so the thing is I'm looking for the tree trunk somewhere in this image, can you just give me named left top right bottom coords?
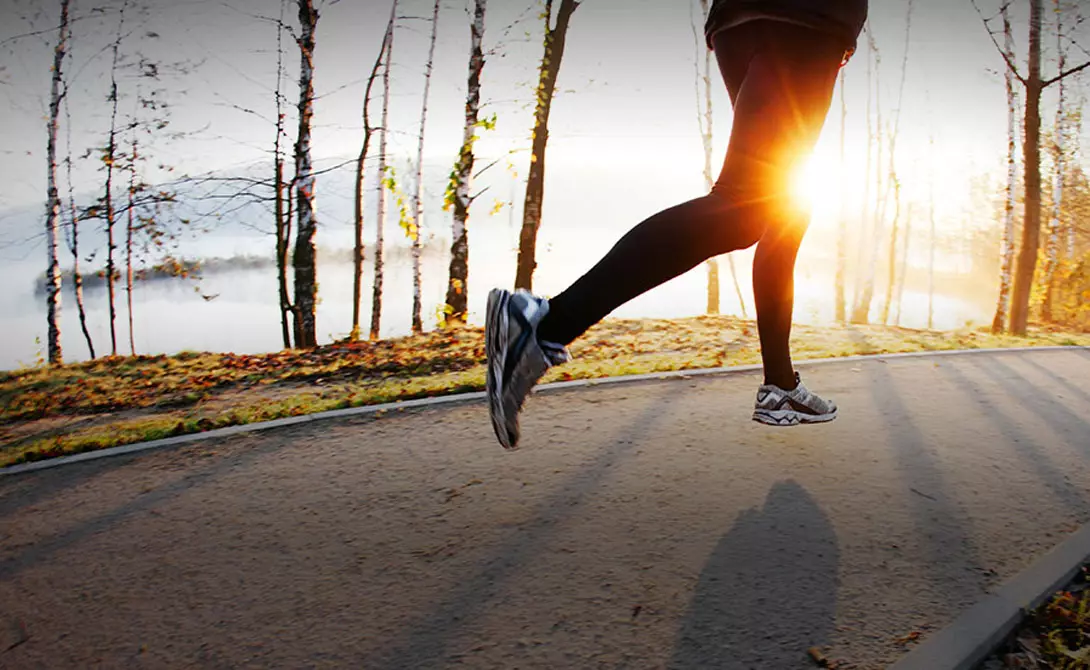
left=126, top=134, right=137, bottom=355
left=852, top=33, right=873, bottom=315
left=992, top=4, right=1019, bottom=334
left=835, top=68, right=848, bottom=323
left=408, top=0, right=441, bottom=334
left=62, top=72, right=94, bottom=358
left=864, top=1, right=913, bottom=326
left=852, top=32, right=882, bottom=324
left=274, top=0, right=292, bottom=349
left=927, top=135, right=936, bottom=330
left=895, top=202, right=912, bottom=325
left=446, top=0, right=487, bottom=325
left=694, top=0, right=720, bottom=316
left=44, top=0, right=71, bottom=365
left=292, top=0, right=319, bottom=348
left=104, top=5, right=126, bottom=357
left=514, top=0, right=580, bottom=291
left=1041, top=0, right=1065, bottom=323
left=1009, top=0, right=1043, bottom=336
left=353, top=2, right=393, bottom=339
left=881, top=176, right=900, bottom=325
left=371, top=3, right=397, bottom=341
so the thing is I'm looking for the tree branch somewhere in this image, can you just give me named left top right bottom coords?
left=971, top=0, right=1026, bottom=84
left=1044, top=58, right=1090, bottom=87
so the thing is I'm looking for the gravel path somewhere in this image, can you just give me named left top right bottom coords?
left=3, top=348, right=1090, bottom=669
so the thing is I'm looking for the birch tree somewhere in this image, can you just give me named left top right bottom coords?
left=514, top=0, right=580, bottom=291
left=878, top=0, right=914, bottom=326
left=835, top=68, right=848, bottom=324
left=851, top=32, right=882, bottom=324
left=927, top=131, right=937, bottom=330
left=43, top=0, right=71, bottom=365
left=371, top=2, right=396, bottom=341
left=102, top=1, right=128, bottom=356
left=1041, top=0, right=1067, bottom=322
left=408, top=0, right=442, bottom=334
left=352, top=1, right=394, bottom=340
left=975, top=0, right=1090, bottom=335
left=991, top=2, right=1019, bottom=333
left=274, top=0, right=293, bottom=348
left=445, top=0, right=487, bottom=326
left=691, top=0, right=746, bottom=318
left=292, top=0, right=319, bottom=348
left=64, top=80, right=95, bottom=358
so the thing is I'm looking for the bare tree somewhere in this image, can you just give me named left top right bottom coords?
left=274, top=0, right=293, bottom=349
left=878, top=0, right=914, bottom=326
left=125, top=126, right=137, bottom=354
left=43, top=0, right=71, bottom=365
left=835, top=67, right=848, bottom=323
left=851, top=31, right=882, bottom=324
left=1042, top=0, right=1067, bottom=322
left=64, top=75, right=95, bottom=358
left=102, top=1, right=129, bottom=356
left=927, top=130, right=937, bottom=330
left=691, top=0, right=746, bottom=318
left=514, top=0, right=580, bottom=291
left=352, top=1, right=394, bottom=340
left=445, top=0, right=488, bottom=326
left=991, top=2, right=1019, bottom=334
left=371, top=2, right=397, bottom=341
left=894, top=200, right=913, bottom=326
left=408, top=0, right=442, bottom=333
left=975, top=0, right=1090, bottom=335
left=292, top=0, right=319, bottom=348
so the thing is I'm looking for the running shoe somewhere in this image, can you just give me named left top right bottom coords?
left=752, top=371, right=838, bottom=426
left=485, top=288, right=571, bottom=449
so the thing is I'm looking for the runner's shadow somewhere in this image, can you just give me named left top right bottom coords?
left=670, top=479, right=838, bottom=669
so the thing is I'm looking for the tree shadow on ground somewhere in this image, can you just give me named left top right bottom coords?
left=670, top=479, right=839, bottom=670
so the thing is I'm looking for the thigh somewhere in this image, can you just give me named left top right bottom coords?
left=712, top=21, right=844, bottom=197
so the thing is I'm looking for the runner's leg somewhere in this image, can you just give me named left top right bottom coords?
left=537, top=22, right=844, bottom=366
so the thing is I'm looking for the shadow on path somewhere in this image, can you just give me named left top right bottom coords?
left=974, top=357, right=1090, bottom=458
left=371, top=383, right=682, bottom=669
left=865, top=360, right=986, bottom=601
left=0, top=433, right=294, bottom=582
left=935, top=360, right=1088, bottom=510
left=669, top=480, right=838, bottom=670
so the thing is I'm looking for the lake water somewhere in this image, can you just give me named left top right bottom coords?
left=2, top=222, right=990, bottom=371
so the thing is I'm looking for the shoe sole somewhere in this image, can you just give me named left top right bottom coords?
left=752, top=408, right=838, bottom=427
left=485, top=289, right=517, bottom=449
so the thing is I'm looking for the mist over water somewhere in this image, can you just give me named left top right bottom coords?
left=1, top=225, right=989, bottom=371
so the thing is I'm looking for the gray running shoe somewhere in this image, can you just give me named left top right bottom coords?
left=485, top=288, right=571, bottom=449
left=752, top=372, right=837, bottom=426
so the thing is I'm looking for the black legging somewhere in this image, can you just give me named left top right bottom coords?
left=536, top=20, right=847, bottom=390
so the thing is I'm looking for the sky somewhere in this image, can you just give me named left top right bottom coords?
left=3, top=0, right=1082, bottom=208
left=3, top=0, right=1090, bottom=365
left=1, top=0, right=1088, bottom=291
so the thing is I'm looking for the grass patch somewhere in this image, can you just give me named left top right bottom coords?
left=3, top=316, right=1088, bottom=467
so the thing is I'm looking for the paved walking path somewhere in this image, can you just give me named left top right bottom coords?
left=3, top=348, right=1090, bottom=669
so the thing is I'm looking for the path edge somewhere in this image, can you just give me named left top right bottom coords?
left=889, top=522, right=1090, bottom=670
left=3, top=345, right=1086, bottom=477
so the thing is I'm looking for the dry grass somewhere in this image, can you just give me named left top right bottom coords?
left=2, top=315, right=1087, bottom=467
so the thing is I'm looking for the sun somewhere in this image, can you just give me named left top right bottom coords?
left=790, top=150, right=843, bottom=213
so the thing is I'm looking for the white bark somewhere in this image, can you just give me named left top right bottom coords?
left=835, top=68, right=848, bottom=323
left=44, top=0, right=71, bottom=365
left=371, top=1, right=397, bottom=341
left=446, top=0, right=486, bottom=325
left=1042, top=0, right=1065, bottom=321
left=409, top=0, right=441, bottom=334
left=292, top=0, right=319, bottom=348
left=992, top=4, right=1019, bottom=333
